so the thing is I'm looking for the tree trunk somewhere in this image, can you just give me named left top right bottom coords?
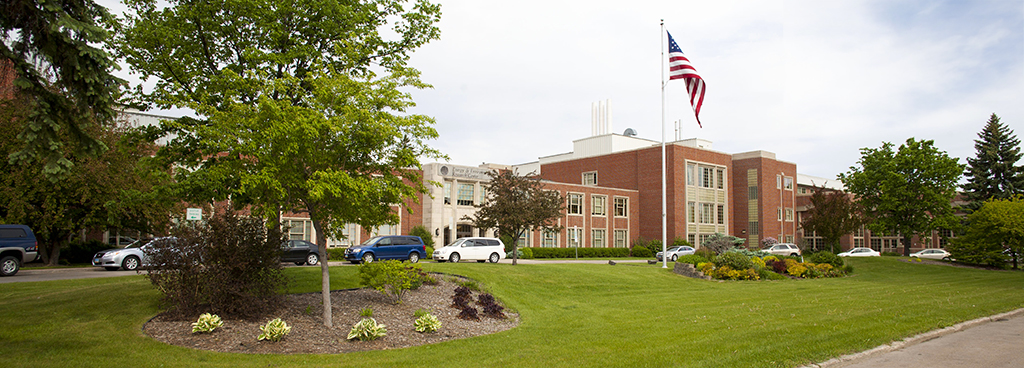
left=308, top=210, right=333, bottom=328
left=902, top=235, right=913, bottom=257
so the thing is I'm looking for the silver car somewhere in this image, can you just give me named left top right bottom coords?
left=762, top=243, right=802, bottom=257
left=656, top=246, right=696, bottom=261
left=911, top=248, right=952, bottom=260
left=92, top=238, right=172, bottom=271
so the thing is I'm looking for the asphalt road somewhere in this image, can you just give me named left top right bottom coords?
left=0, top=266, right=143, bottom=283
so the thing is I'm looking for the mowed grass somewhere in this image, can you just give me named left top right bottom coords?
left=1, top=258, right=1023, bottom=367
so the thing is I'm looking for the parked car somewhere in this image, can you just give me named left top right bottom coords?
left=433, top=237, right=505, bottom=263
left=763, top=243, right=802, bottom=257
left=281, top=240, right=320, bottom=265
left=0, top=224, right=39, bottom=276
left=656, top=246, right=696, bottom=262
left=344, top=235, right=426, bottom=264
left=838, top=247, right=881, bottom=257
left=92, top=237, right=168, bottom=271
left=910, top=248, right=952, bottom=261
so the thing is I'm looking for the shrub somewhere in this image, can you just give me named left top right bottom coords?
left=787, top=263, right=809, bottom=278
left=809, top=251, right=844, bottom=268
left=768, top=259, right=788, bottom=274
left=191, top=313, right=223, bottom=334
left=673, top=237, right=692, bottom=247
left=757, top=268, right=787, bottom=280
left=458, top=306, right=480, bottom=320
left=414, top=313, right=441, bottom=333
left=676, top=254, right=709, bottom=266
left=326, top=247, right=345, bottom=261
left=145, top=212, right=286, bottom=319
left=347, top=318, right=387, bottom=341
left=695, top=247, right=717, bottom=260
left=477, top=293, right=506, bottom=319
left=359, top=260, right=424, bottom=304
left=701, top=233, right=745, bottom=254
left=717, top=251, right=754, bottom=270
left=409, top=225, right=434, bottom=249
left=881, top=251, right=901, bottom=257
left=521, top=247, right=533, bottom=259
left=414, top=309, right=431, bottom=318
left=630, top=246, right=653, bottom=258
left=63, top=240, right=110, bottom=265
left=360, top=308, right=373, bottom=317
left=528, top=247, right=628, bottom=258
left=750, top=256, right=766, bottom=270
left=258, top=318, right=291, bottom=342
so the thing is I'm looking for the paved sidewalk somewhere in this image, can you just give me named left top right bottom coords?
left=803, top=309, right=1024, bottom=368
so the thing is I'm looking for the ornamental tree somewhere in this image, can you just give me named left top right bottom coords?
left=800, top=186, right=865, bottom=254
left=838, top=138, right=963, bottom=256
left=115, top=0, right=443, bottom=327
left=1, top=0, right=123, bottom=177
left=464, top=170, right=565, bottom=265
left=948, top=197, right=1024, bottom=269
left=962, top=113, right=1024, bottom=209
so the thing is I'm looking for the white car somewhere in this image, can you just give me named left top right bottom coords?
left=911, top=249, right=952, bottom=261
left=762, top=243, right=802, bottom=257
left=838, top=247, right=881, bottom=257
left=656, top=246, right=696, bottom=262
left=433, top=237, right=505, bottom=263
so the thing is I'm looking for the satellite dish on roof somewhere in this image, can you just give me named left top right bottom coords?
left=623, top=128, right=637, bottom=137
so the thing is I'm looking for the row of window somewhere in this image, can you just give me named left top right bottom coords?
left=442, top=182, right=487, bottom=206
left=776, top=175, right=794, bottom=190
left=687, top=202, right=726, bottom=225
left=518, top=229, right=630, bottom=248
left=686, top=164, right=726, bottom=189
left=776, top=207, right=794, bottom=222
left=566, top=194, right=629, bottom=217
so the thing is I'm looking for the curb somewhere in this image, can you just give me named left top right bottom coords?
left=797, top=307, right=1024, bottom=368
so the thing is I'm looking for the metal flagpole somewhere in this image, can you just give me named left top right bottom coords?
left=660, top=20, right=668, bottom=269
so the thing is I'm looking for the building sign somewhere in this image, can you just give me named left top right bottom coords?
left=186, top=208, right=203, bottom=221
left=438, top=165, right=491, bottom=180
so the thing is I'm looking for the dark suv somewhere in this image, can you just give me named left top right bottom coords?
left=0, top=225, right=39, bottom=276
left=344, top=235, right=426, bottom=264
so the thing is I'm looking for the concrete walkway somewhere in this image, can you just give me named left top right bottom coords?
left=801, top=309, right=1024, bottom=368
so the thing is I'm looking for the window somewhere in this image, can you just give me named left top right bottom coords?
left=748, top=186, right=758, bottom=200
left=686, top=164, right=695, bottom=185
left=687, top=202, right=696, bottom=223
left=567, top=228, right=583, bottom=247
left=777, top=207, right=783, bottom=221
left=700, top=203, right=714, bottom=224
left=614, top=197, right=628, bottom=217
left=749, top=221, right=759, bottom=235
left=784, top=176, right=794, bottom=190
left=567, top=193, right=583, bottom=215
left=777, top=175, right=782, bottom=189
left=583, top=172, right=598, bottom=186
left=687, top=234, right=695, bottom=245
left=284, top=219, right=313, bottom=241
left=592, top=195, right=607, bottom=216
left=479, top=187, right=487, bottom=204
left=699, top=234, right=711, bottom=245
left=701, top=167, right=714, bottom=188
left=613, top=230, right=628, bottom=248
left=785, top=208, right=793, bottom=222
left=516, top=232, right=531, bottom=247
left=592, top=229, right=606, bottom=248
left=457, top=184, right=475, bottom=206
left=443, top=182, right=452, bottom=204
left=785, top=235, right=793, bottom=243
left=716, top=168, right=724, bottom=189
left=717, top=205, right=725, bottom=225
left=542, top=230, right=558, bottom=247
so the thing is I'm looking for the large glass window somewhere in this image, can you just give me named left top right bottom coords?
left=716, top=169, right=724, bottom=189
left=457, top=184, right=475, bottom=206
left=717, top=205, right=725, bottom=225
left=592, top=229, right=606, bottom=248
left=701, top=167, right=714, bottom=188
left=567, top=193, right=583, bottom=215
left=443, top=182, right=452, bottom=204
left=700, top=203, right=714, bottom=224
left=686, top=164, right=695, bottom=186
left=613, top=230, right=628, bottom=247
left=542, top=230, right=558, bottom=247
left=687, top=202, right=696, bottom=223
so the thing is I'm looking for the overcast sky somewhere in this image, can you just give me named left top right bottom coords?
left=106, top=0, right=1024, bottom=181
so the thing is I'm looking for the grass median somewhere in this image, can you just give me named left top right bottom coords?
left=1, top=257, right=1022, bottom=367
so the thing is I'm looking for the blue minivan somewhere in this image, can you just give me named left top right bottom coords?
left=0, top=225, right=39, bottom=276
left=344, top=235, right=426, bottom=264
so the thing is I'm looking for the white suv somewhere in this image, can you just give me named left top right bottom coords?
left=433, top=237, right=505, bottom=263
left=762, top=243, right=802, bottom=257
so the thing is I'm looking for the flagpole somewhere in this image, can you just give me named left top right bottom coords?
left=660, top=20, right=668, bottom=269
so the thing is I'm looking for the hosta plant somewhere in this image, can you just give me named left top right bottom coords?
left=191, top=313, right=223, bottom=334
left=414, top=313, right=441, bottom=333
left=348, top=318, right=387, bottom=341
left=258, top=318, right=291, bottom=342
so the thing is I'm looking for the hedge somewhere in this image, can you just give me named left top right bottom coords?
left=526, top=247, right=630, bottom=259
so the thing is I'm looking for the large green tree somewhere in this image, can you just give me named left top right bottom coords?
left=464, top=170, right=565, bottom=265
left=115, top=0, right=442, bottom=327
left=1, top=0, right=123, bottom=177
left=800, top=186, right=865, bottom=254
left=948, top=197, right=1024, bottom=268
left=838, top=138, right=964, bottom=256
left=0, top=102, right=179, bottom=265
left=962, top=113, right=1024, bottom=209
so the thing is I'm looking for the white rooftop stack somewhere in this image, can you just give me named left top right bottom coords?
left=591, top=99, right=612, bottom=136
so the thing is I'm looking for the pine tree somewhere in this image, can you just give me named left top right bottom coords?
left=962, top=114, right=1024, bottom=208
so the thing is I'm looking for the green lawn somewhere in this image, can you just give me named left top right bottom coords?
left=1, top=258, right=1022, bottom=367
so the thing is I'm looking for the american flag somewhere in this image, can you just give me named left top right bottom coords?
left=667, top=31, right=705, bottom=127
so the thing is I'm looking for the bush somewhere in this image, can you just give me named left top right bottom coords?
left=630, top=246, right=653, bottom=258
left=477, top=293, right=506, bottom=319
left=410, top=225, right=434, bottom=249
left=191, top=313, right=223, bottom=334
left=414, top=313, right=441, bottom=333
left=63, top=240, right=110, bottom=265
left=528, top=247, right=629, bottom=258
left=717, top=252, right=754, bottom=271
left=145, top=212, right=286, bottom=319
left=326, top=247, right=346, bottom=261
left=757, top=268, right=787, bottom=280
left=701, top=233, right=745, bottom=254
left=347, top=318, right=387, bottom=341
left=358, top=260, right=424, bottom=304
left=258, top=318, right=291, bottom=342
left=881, top=252, right=901, bottom=257
left=672, top=237, right=692, bottom=247
left=809, top=251, right=844, bottom=268
left=676, top=254, right=709, bottom=265
left=695, top=247, right=717, bottom=260
left=521, top=247, right=533, bottom=259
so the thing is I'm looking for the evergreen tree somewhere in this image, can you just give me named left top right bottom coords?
left=962, top=113, right=1024, bottom=208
